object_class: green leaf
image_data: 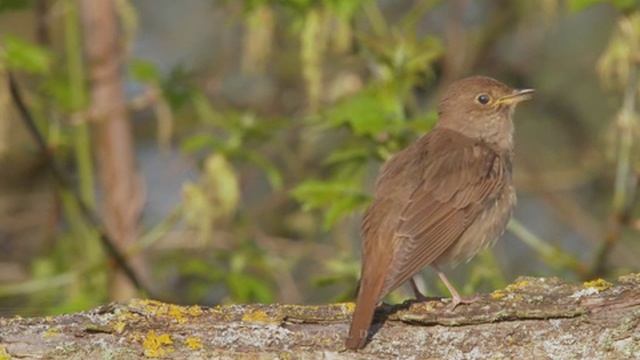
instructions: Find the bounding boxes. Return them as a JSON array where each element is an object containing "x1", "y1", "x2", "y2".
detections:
[
  {"x1": 324, "y1": 147, "x2": 370, "y2": 165},
  {"x1": 292, "y1": 180, "x2": 358, "y2": 209},
  {"x1": 161, "y1": 66, "x2": 196, "y2": 110},
  {"x1": 568, "y1": 0, "x2": 606, "y2": 11},
  {"x1": 2, "y1": 35, "x2": 52, "y2": 74},
  {"x1": 323, "y1": 195, "x2": 369, "y2": 229},
  {"x1": 129, "y1": 59, "x2": 161, "y2": 83},
  {"x1": 325, "y1": 0, "x2": 370, "y2": 18},
  {"x1": 181, "y1": 134, "x2": 222, "y2": 153},
  {"x1": 42, "y1": 76, "x2": 75, "y2": 110},
  {"x1": 245, "y1": 151, "x2": 284, "y2": 190},
  {"x1": 611, "y1": 0, "x2": 639, "y2": 10},
  {"x1": 327, "y1": 86, "x2": 403, "y2": 136},
  {"x1": 571, "y1": 0, "x2": 639, "y2": 11},
  {"x1": 278, "y1": 0, "x2": 316, "y2": 13},
  {"x1": 0, "y1": 0, "x2": 32, "y2": 12},
  {"x1": 291, "y1": 179, "x2": 370, "y2": 227},
  {"x1": 192, "y1": 93, "x2": 225, "y2": 127},
  {"x1": 227, "y1": 272, "x2": 273, "y2": 303}
]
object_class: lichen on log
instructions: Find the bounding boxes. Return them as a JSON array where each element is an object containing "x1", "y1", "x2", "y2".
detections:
[{"x1": 1, "y1": 275, "x2": 639, "y2": 359}]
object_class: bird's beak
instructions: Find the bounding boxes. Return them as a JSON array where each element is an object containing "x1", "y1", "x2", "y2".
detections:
[{"x1": 497, "y1": 89, "x2": 535, "y2": 105}]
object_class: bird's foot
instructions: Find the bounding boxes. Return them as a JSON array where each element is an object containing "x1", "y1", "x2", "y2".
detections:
[{"x1": 446, "y1": 294, "x2": 482, "y2": 311}]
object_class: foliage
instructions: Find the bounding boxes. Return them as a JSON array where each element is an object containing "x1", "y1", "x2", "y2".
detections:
[
  {"x1": 0, "y1": 0, "x2": 31, "y2": 12},
  {"x1": 0, "y1": 0, "x2": 639, "y2": 315},
  {"x1": 1, "y1": 35, "x2": 51, "y2": 74},
  {"x1": 569, "y1": 0, "x2": 639, "y2": 12}
]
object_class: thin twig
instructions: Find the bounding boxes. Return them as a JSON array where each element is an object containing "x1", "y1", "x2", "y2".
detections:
[
  {"x1": 590, "y1": 63, "x2": 639, "y2": 277},
  {"x1": 507, "y1": 218, "x2": 587, "y2": 276},
  {"x1": 7, "y1": 72, "x2": 153, "y2": 297},
  {"x1": 0, "y1": 206, "x2": 182, "y2": 298}
]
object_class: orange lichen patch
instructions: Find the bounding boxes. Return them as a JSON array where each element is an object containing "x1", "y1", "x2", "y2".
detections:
[
  {"x1": 241, "y1": 309, "x2": 279, "y2": 324},
  {"x1": 142, "y1": 331, "x2": 174, "y2": 358},
  {"x1": 583, "y1": 278, "x2": 612, "y2": 292},
  {"x1": 184, "y1": 336, "x2": 203, "y2": 350},
  {"x1": 131, "y1": 299, "x2": 204, "y2": 324}
]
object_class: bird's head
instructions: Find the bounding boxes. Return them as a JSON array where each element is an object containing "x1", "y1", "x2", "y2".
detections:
[{"x1": 437, "y1": 76, "x2": 534, "y2": 149}]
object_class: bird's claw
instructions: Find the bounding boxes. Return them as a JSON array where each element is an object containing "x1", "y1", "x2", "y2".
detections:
[{"x1": 446, "y1": 294, "x2": 482, "y2": 311}]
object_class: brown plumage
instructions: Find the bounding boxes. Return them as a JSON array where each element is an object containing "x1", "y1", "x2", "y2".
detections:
[{"x1": 345, "y1": 76, "x2": 533, "y2": 350}]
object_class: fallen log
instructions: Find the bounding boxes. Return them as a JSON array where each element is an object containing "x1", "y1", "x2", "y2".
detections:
[{"x1": 1, "y1": 275, "x2": 639, "y2": 359}]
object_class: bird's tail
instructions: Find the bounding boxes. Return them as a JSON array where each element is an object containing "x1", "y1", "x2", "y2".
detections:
[{"x1": 345, "y1": 278, "x2": 382, "y2": 350}]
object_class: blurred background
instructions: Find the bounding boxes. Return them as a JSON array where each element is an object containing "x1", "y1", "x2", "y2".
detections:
[{"x1": 0, "y1": 0, "x2": 638, "y2": 316}]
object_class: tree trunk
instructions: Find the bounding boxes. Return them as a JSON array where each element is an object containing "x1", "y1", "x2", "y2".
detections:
[
  {"x1": 80, "y1": 0, "x2": 145, "y2": 301},
  {"x1": 1, "y1": 275, "x2": 639, "y2": 359}
]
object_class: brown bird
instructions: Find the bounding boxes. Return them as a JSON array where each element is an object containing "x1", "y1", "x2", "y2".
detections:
[{"x1": 345, "y1": 76, "x2": 534, "y2": 350}]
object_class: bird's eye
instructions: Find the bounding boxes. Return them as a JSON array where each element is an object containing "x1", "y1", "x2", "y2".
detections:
[{"x1": 476, "y1": 94, "x2": 491, "y2": 105}]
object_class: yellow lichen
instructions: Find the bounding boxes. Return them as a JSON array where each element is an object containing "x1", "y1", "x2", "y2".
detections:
[
  {"x1": 491, "y1": 280, "x2": 530, "y2": 300},
  {"x1": 132, "y1": 299, "x2": 203, "y2": 324},
  {"x1": 242, "y1": 309, "x2": 276, "y2": 324},
  {"x1": 583, "y1": 278, "x2": 612, "y2": 292},
  {"x1": 184, "y1": 336, "x2": 203, "y2": 350},
  {"x1": 0, "y1": 345, "x2": 10, "y2": 360},
  {"x1": 142, "y1": 331, "x2": 173, "y2": 358},
  {"x1": 109, "y1": 309, "x2": 142, "y2": 335},
  {"x1": 186, "y1": 305, "x2": 203, "y2": 317},
  {"x1": 491, "y1": 290, "x2": 507, "y2": 300},
  {"x1": 167, "y1": 306, "x2": 188, "y2": 323},
  {"x1": 43, "y1": 328, "x2": 59, "y2": 338},
  {"x1": 505, "y1": 280, "x2": 530, "y2": 292},
  {"x1": 112, "y1": 321, "x2": 127, "y2": 334},
  {"x1": 341, "y1": 302, "x2": 356, "y2": 313}
]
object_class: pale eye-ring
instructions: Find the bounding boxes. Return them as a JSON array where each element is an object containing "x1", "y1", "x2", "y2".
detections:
[{"x1": 476, "y1": 94, "x2": 491, "y2": 105}]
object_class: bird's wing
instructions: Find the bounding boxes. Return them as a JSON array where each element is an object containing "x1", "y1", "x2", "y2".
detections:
[{"x1": 368, "y1": 128, "x2": 508, "y2": 299}]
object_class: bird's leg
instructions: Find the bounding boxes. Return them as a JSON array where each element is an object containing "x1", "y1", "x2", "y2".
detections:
[
  {"x1": 435, "y1": 268, "x2": 481, "y2": 310},
  {"x1": 409, "y1": 277, "x2": 427, "y2": 301},
  {"x1": 409, "y1": 277, "x2": 442, "y2": 302}
]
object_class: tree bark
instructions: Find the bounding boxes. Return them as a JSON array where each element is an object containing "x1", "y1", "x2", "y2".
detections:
[
  {"x1": 1, "y1": 275, "x2": 639, "y2": 359},
  {"x1": 80, "y1": 0, "x2": 145, "y2": 301}
]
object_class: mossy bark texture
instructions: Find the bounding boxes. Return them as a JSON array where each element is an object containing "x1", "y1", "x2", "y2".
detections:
[{"x1": 1, "y1": 275, "x2": 639, "y2": 359}]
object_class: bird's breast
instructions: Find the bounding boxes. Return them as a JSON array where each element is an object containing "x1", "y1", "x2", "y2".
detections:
[{"x1": 433, "y1": 184, "x2": 516, "y2": 267}]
